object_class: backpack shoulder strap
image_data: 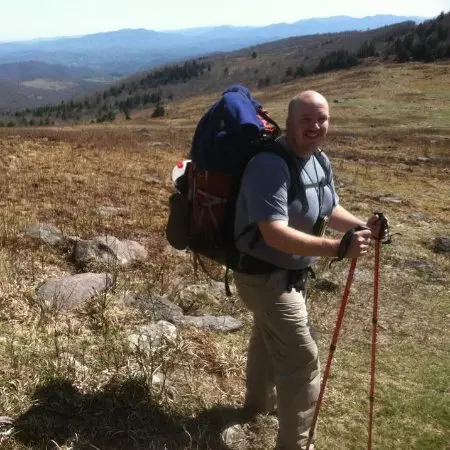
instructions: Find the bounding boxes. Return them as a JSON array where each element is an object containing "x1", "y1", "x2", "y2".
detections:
[
  {"x1": 314, "y1": 150, "x2": 336, "y2": 206},
  {"x1": 254, "y1": 139, "x2": 302, "y2": 204}
]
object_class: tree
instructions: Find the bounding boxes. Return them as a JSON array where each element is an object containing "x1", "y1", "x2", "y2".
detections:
[
  {"x1": 357, "y1": 40, "x2": 377, "y2": 58},
  {"x1": 152, "y1": 103, "x2": 165, "y2": 118},
  {"x1": 295, "y1": 65, "x2": 306, "y2": 78},
  {"x1": 251, "y1": 51, "x2": 257, "y2": 59},
  {"x1": 285, "y1": 66, "x2": 294, "y2": 77}
]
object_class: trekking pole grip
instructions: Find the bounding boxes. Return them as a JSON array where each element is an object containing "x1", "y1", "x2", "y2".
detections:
[{"x1": 329, "y1": 225, "x2": 369, "y2": 267}]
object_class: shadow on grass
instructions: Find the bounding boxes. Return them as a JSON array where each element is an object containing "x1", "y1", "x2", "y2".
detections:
[{"x1": 13, "y1": 378, "x2": 247, "y2": 449}]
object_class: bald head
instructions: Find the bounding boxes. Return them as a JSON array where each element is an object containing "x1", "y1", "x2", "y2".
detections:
[
  {"x1": 287, "y1": 90, "x2": 329, "y2": 121},
  {"x1": 285, "y1": 90, "x2": 330, "y2": 157}
]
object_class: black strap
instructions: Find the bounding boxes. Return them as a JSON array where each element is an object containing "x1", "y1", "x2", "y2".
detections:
[
  {"x1": 329, "y1": 225, "x2": 369, "y2": 267},
  {"x1": 314, "y1": 150, "x2": 336, "y2": 207}
]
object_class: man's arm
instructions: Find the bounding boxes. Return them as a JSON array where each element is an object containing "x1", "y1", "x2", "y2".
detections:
[
  {"x1": 258, "y1": 219, "x2": 371, "y2": 259},
  {"x1": 328, "y1": 205, "x2": 366, "y2": 233}
]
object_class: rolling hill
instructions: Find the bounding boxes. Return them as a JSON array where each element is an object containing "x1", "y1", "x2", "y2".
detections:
[{"x1": 1, "y1": 12, "x2": 448, "y2": 120}]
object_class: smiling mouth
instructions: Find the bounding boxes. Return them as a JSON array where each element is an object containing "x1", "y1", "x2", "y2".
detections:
[{"x1": 304, "y1": 131, "x2": 320, "y2": 138}]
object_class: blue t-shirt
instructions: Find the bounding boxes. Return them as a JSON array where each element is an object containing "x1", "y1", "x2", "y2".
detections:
[{"x1": 234, "y1": 140, "x2": 339, "y2": 270}]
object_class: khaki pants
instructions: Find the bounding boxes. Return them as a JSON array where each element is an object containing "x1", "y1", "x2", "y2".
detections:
[{"x1": 234, "y1": 269, "x2": 320, "y2": 450}]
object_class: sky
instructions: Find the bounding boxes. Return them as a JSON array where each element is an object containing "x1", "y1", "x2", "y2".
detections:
[{"x1": 0, "y1": 0, "x2": 448, "y2": 42}]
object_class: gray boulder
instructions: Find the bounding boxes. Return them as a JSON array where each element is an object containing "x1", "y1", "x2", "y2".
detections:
[
  {"x1": 123, "y1": 293, "x2": 184, "y2": 322},
  {"x1": 23, "y1": 223, "x2": 67, "y2": 248},
  {"x1": 127, "y1": 321, "x2": 177, "y2": 353},
  {"x1": 72, "y1": 235, "x2": 148, "y2": 267},
  {"x1": 36, "y1": 273, "x2": 115, "y2": 310},
  {"x1": 176, "y1": 315, "x2": 243, "y2": 332}
]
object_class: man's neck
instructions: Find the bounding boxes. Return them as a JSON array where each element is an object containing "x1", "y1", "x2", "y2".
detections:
[{"x1": 283, "y1": 135, "x2": 316, "y2": 159}]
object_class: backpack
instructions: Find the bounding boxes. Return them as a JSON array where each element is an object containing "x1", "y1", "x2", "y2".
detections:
[{"x1": 166, "y1": 84, "x2": 332, "y2": 290}]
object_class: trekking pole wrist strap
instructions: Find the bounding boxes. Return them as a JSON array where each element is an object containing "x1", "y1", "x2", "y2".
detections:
[{"x1": 330, "y1": 225, "x2": 369, "y2": 266}]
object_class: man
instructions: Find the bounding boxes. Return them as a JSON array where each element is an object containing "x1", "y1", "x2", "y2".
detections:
[{"x1": 233, "y1": 90, "x2": 383, "y2": 449}]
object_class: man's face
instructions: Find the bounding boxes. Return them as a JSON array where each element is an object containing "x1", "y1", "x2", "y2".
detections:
[{"x1": 286, "y1": 98, "x2": 330, "y2": 155}]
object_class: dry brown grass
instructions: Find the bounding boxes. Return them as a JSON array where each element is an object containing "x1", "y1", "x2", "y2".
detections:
[{"x1": 0, "y1": 61, "x2": 449, "y2": 449}]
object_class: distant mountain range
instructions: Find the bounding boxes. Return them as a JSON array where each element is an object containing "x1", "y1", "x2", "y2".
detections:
[
  {"x1": 0, "y1": 15, "x2": 425, "y2": 75},
  {"x1": 0, "y1": 14, "x2": 428, "y2": 112}
]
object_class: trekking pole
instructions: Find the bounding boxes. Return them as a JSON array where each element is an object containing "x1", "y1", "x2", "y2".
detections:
[
  {"x1": 306, "y1": 257, "x2": 358, "y2": 450},
  {"x1": 367, "y1": 236, "x2": 380, "y2": 450},
  {"x1": 368, "y1": 212, "x2": 389, "y2": 450}
]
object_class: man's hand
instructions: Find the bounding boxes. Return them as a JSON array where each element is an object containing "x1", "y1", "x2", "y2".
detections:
[
  {"x1": 366, "y1": 213, "x2": 389, "y2": 241},
  {"x1": 346, "y1": 228, "x2": 372, "y2": 259}
]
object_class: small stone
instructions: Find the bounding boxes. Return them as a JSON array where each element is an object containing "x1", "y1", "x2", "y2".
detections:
[
  {"x1": 95, "y1": 206, "x2": 126, "y2": 217},
  {"x1": 143, "y1": 176, "x2": 163, "y2": 185},
  {"x1": 379, "y1": 196, "x2": 402, "y2": 204},
  {"x1": 405, "y1": 260, "x2": 434, "y2": 271},
  {"x1": 60, "y1": 352, "x2": 89, "y2": 376},
  {"x1": 221, "y1": 424, "x2": 246, "y2": 449},
  {"x1": 434, "y1": 236, "x2": 450, "y2": 253},
  {"x1": 407, "y1": 213, "x2": 427, "y2": 222}
]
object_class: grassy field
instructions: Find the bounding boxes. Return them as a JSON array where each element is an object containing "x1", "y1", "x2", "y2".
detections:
[{"x1": 0, "y1": 61, "x2": 449, "y2": 449}]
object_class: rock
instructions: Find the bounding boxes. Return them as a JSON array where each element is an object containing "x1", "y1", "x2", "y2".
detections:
[
  {"x1": 143, "y1": 176, "x2": 163, "y2": 185},
  {"x1": 23, "y1": 223, "x2": 67, "y2": 248},
  {"x1": 0, "y1": 416, "x2": 14, "y2": 436},
  {"x1": 405, "y1": 260, "x2": 434, "y2": 272},
  {"x1": 60, "y1": 352, "x2": 89, "y2": 376},
  {"x1": 72, "y1": 235, "x2": 147, "y2": 267},
  {"x1": 313, "y1": 278, "x2": 339, "y2": 292},
  {"x1": 121, "y1": 240, "x2": 149, "y2": 261},
  {"x1": 95, "y1": 206, "x2": 126, "y2": 217},
  {"x1": 416, "y1": 157, "x2": 431, "y2": 162},
  {"x1": 127, "y1": 321, "x2": 177, "y2": 352},
  {"x1": 177, "y1": 315, "x2": 243, "y2": 332},
  {"x1": 150, "y1": 372, "x2": 178, "y2": 401},
  {"x1": 434, "y1": 236, "x2": 450, "y2": 253},
  {"x1": 36, "y1": 273, "x2": 115, "y2": 310},
  {"x1": 221, "y1": 424, "x2": 246, "y2": 449},
  {"x1": 123, "y1": 294, "x2": 184, "y2": 322},
  {"x1": 407, "y1": 212, "x2": 427, "y2": 222},
  {"x1": 378, "y1": 196, "x2": 402, "y2": 204}
]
